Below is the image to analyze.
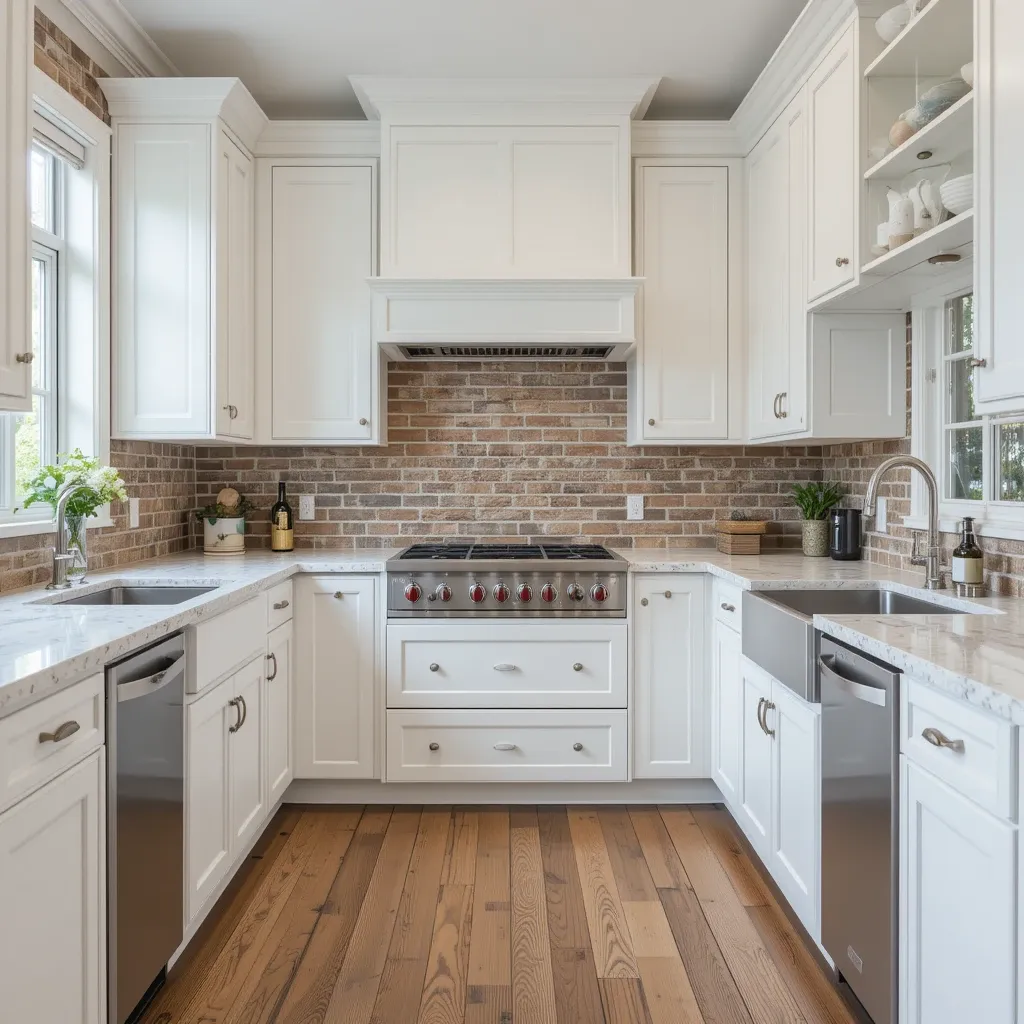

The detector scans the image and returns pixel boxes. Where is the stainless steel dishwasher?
[107,632,186,1024]
[819,633,900,1024]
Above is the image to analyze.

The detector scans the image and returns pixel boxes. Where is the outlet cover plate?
[299,495,315,521]
[129,497,140,529]
[627,495,644,521]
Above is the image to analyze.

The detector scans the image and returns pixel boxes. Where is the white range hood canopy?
[352,77,658,360]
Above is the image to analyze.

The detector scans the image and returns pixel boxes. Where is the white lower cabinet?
[901,758,1017,1024]
[294,576,378,779]
[186,656,265,924]
[0,748,104,1024]
[632,574,706,778]
[711,617,743,806]
[265,620,293,807]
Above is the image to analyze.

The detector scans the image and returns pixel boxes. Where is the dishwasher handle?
[116,654,186,703]
[818,654,888,707]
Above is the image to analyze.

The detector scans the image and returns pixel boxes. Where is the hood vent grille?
[396,344,617,361]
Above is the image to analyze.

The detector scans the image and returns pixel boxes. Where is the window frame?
[909,268,1024,540]
[0,71,112,538]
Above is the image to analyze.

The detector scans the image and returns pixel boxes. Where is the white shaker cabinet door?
[294,576,378,778]
[265,620,293,807]
[901,758,1016,1024]
[974,0,1024,411]
[806,23,857,302]
[269,164,378,442]
[632,574,707,779]
[0,749,105,1024]
[737,659,773,860]
[711,618,743,807]
[633,163,729,441]
[0,0,32,411]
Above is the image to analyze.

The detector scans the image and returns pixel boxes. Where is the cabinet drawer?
[386,709,627,782]
[188,597,266,694]
[902,677,1016,819]
[713,579,743,631]
[386,622,626,709]
[0,675,104,813]
[266,581,293,631]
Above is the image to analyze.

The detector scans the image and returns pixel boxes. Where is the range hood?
[352,77,657,360]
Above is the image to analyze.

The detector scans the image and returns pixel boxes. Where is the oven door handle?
[818,655,887,707]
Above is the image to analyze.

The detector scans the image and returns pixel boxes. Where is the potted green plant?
[20,449,129,582]
[195,488,258,554]
[792,482,844,557]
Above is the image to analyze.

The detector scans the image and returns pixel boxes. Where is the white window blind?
[32,112,86,170]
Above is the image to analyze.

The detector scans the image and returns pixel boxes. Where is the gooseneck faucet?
[863,455,945,591]
[47,482,93,589]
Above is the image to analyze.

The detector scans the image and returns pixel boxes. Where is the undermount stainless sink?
[53,585,218,606]
[742,588,975,701]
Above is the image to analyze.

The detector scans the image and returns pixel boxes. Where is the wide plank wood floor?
[141,805,858,1024]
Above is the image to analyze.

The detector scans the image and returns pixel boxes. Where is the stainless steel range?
[386,543,627,618]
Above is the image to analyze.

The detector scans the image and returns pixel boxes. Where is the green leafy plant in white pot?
[792,482,844,557]
[20,449,129,582]
[195,488,258,555]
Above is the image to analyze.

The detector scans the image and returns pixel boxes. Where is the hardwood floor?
[141,805,858,1024]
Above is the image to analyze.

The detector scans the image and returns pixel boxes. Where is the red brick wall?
[33,8,109,124]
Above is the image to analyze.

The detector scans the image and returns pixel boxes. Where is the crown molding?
[631,120,744,158]
[59,0,178,77]
[255,120,380,158]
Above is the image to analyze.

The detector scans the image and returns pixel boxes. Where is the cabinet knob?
[640,597,649,606]
[38,720,79,744]
[573,662,583,672]
[648,418,655,426]
[835,257,850,267]
[664,590,672,599]
[359,417,368,426]
[334,591,344,599]
[429,662,439,672]
[15,351,34,364]
[573,742,584,752]
[921,727,965,753]
[428,741,440,751]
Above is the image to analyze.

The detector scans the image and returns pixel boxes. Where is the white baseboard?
[284,777,723,805]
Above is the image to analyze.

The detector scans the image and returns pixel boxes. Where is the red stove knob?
[404,582,422,603]
[493,582,510,603]
[469,583,486,603]
[540,583,557,603]
[517,583,533,603]
[566,583,585,602]
[435,583,452,603]
[590,583,609,603]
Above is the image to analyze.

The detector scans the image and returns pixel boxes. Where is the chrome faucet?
[48,482,93,589]
[863,455,945,590]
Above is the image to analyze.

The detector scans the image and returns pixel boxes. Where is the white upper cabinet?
[747,91,808,440]
[102,78,267,440]
[629,162,732,443]
[257,161,380,444]
[974,0,1024,412]
[806,22,858,302]
[0,0,31,411]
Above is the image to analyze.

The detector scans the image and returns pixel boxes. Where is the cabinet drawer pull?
[720,602,735,612]
[493,663,517,672]
[573,662,583,672]
[38,720,80,744]
[779,393,787,419]
[921,727,965,754]
[756,697,766,734]
[428,742,440,751]
[640,597,649,606]
[222,404,238,419]
[266,651,278,681]
[493,742,517,751]
[429,662,440,672]
[15,351,34,364]
[773,394,781,419]
[273,599,290,610]
[228,697,242,733]
[764,700,776,738]
[573,742,584,752]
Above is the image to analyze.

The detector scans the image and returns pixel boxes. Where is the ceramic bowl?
[907,78,972,129]
[889,119,917,147]
[961,62,974,88]
[940,174,974,216]
[876,2,911,42]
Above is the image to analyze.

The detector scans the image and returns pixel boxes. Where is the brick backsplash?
[33,8,109,124]
[196,362,827,550]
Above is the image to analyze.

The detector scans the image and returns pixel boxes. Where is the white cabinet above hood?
[351,77,657,360]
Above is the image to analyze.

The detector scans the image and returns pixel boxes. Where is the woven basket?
[716,520,767,555]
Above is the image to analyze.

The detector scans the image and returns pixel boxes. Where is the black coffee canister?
[830,507,862,560]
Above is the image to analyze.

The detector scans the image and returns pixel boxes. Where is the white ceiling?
[117,0,809,120]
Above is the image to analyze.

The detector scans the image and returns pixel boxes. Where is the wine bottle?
[270,482,294,552]
[951,516,983,585]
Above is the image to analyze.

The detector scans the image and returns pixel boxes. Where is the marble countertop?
[1,545,1022,727]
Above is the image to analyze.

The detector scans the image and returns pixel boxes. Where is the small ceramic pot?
[802,519,829,557]
[203,516,246,554]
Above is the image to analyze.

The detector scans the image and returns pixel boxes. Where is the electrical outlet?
[298,494,316,521]
[875,496,888,534]
[129,497,140,529]
[626,495,644,521]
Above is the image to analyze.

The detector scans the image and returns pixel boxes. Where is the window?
[913,280,1024,538]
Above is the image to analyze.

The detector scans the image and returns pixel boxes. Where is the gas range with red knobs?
[386,543,626,618]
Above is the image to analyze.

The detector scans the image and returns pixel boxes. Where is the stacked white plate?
[940,174,973,216]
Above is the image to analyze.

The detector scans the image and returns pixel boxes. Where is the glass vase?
[64,512,89,583]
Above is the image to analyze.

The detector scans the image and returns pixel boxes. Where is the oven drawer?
[386,709,627,782]
[386,621,626,709]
